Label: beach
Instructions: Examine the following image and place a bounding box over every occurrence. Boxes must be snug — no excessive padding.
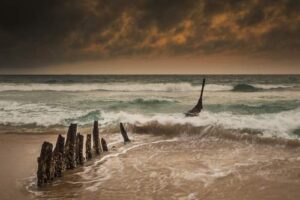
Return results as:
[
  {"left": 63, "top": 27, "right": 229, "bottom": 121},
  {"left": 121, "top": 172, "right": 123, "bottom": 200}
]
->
[
  {"left": 0, "top": 75, "right": 300, "bottom": 199},
  {"left": 1, "top": 126, "right": 300, "bottom": 200}
]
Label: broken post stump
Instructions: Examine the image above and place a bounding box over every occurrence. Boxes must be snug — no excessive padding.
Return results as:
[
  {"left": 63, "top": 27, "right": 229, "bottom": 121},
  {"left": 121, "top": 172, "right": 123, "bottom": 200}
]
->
[
  {"left": 86, "top": 134, "right": 92, "bottom": 160},
  {"left": 101, "top": 138, "right": 108, "bottom": 152},
  {"left": 185, "top": 78, "right": 206, "bottom": 117},
  {"left": 53, "top": 134, "right": 65, "bottom": 177},
  {"left": 120, "top": 122, "right": 130, "bottom": 143},
  {"left": 76, "top": 133, "right": 85, "bottom": 165},
  {"left": 65, "top": 123, "right": 77, "bottom": 169},
  {"left": 37, "top": 141, "right": 54, "bottom": 187},
  {"left": 93, "top": 121, "right": 101, "bottom": 155}
]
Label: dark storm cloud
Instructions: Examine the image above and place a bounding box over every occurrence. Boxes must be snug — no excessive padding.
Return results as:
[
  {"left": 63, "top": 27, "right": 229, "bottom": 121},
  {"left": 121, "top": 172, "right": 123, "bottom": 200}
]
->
[{"left": 0, "top": 0, "right": 299, "bottom": 68}]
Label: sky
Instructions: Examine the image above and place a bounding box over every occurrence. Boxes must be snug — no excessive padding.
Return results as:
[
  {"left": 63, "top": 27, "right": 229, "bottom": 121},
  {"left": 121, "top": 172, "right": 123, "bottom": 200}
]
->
[{"left": 0, "top": 0, "right": 299, "bottom": 74}]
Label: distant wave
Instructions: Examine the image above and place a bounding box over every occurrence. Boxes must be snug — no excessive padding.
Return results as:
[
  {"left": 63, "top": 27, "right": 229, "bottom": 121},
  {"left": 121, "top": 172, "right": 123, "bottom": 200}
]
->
[
  {"left": 0, "top": 82, "right": 295, "bottom": 92},
  {"left": 206, "top": 100, "right": 300, "bottom": 115},
  {"left": 130, "top": 98, "right": 176, "bottom": 105},
  {"left": 231, "top": 83, "right": 294, "bottom": 92},
  {"left": 0, "top": 82, "right": 232, "bottom": 92},
  {"left": 232, "top": 84, "right": 260, "bottom": 92}
]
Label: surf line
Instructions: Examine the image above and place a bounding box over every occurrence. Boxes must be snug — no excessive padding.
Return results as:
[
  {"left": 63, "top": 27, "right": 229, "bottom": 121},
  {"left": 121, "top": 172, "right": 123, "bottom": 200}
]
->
[{"left": 36, "top": 121, "right": 131, "bottom": 187}]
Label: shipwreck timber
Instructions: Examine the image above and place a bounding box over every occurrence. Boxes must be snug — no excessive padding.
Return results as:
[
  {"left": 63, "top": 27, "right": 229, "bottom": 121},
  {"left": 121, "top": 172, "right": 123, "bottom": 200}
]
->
[
  {"left": 36, "top": 120, "right": 114, "bottom": 187},
  {"left": 185, "top": 78, "right": 206, "bottom": 117},
  {"left": 120, "top": 122, "right": 131, "bottom": 143}
]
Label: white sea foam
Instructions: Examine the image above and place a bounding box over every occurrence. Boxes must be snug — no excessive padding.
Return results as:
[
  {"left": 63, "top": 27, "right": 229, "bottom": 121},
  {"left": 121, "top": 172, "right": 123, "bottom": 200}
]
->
[
  {"left": 253, "top": 84, "right": 294, "bottom": 90},
  {"left": 0, "top": 82, "right": 232, "bottom": 92},
  {"left": 0, "top": 82, "right": 294, "bottom": 92},
  {"left": 0, "top": 100, "right": 87, "bottom": 126},
  {"left": 100, "top": 109, "right": 300, "bottom": 138},
  {"left": 0, "top": 99, "right": 299, "bottom": 138}
]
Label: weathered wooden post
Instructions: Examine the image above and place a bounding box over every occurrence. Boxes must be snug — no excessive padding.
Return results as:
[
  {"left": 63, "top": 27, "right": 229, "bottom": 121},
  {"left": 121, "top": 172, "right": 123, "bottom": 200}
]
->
[
  {"left": 37, "top": 141, "right": 54, "bottom": 187},
  {"left": 120, "top": 122, "right": 130, "bottom": 143},
  {"left": 65, "top": 123, "right": 77, "bottom": 169},
  {"left": 86, "top": 134, "right": 92, "bottom": 160},
  {"left": 93, "top": 121, "right": 101, "bottom": 155},
  {"left": 101, "top": 138, "right": 108, "bottom": 152},
  {"left": 76, "top": 133, "right": 85, "bottom": 165},
  {"left": 185, "top": 78, "right": 206, "bottom": 117},
  {"left": 53, "top": 134, "right": 65, "bottom": 177}
]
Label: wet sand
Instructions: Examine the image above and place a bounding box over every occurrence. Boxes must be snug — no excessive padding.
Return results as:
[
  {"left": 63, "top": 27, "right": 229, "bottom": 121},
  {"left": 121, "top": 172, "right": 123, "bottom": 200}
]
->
[
  {"left": 1, "top": 128, "right": 300, "bottom": 200},
  {"left": 0, "top": 133, "right": 58, "bottom": 200}
]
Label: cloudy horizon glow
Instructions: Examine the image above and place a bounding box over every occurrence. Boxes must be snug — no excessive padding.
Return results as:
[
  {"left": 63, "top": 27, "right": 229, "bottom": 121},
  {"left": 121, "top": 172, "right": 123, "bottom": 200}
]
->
[{"left": 0, "top": 0, "right": 299, "bottom": 74}]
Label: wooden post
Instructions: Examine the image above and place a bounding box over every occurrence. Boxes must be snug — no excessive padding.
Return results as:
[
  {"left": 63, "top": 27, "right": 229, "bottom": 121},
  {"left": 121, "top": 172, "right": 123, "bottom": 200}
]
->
[
  {"left": 86, "top": 134, "right": 92, "bottom": 160},
  {"left": 65, "top": 123, "right": 77, "bottom": 169},
  {"left": 37, "top": 141, "right": 54, "bottom": 187},
  {"left": 101, "top": 138, "right": 108, "bottom": 152},
  {"left": 76, "top": 133, "right": 85, "bottom": 165},
  {"left": 185, "top": 78, "right": 206, "bottom": 117},
  {"left": 93, "top": 121, "right": 101, "bottom": 155},
  {"left": 120, "top": 122, "right": 130, "bottom": 143},
  {"left": 53, "top": 134, "right": 65, "bottom": 177}
]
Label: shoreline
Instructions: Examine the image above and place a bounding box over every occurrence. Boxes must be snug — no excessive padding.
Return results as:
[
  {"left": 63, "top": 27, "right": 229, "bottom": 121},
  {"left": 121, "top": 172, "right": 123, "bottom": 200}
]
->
[{"left": 1, "top": 125, "right": 300, "bottom": 199}]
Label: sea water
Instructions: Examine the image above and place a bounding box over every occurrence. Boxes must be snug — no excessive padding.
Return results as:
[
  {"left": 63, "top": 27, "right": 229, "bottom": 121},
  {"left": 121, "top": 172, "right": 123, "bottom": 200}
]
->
[
  {"left": 1, "top": 75, "right": 300, "bottom": 200},
  {"left": 0, "top": 75, "right": 300, "bottom": 138}
]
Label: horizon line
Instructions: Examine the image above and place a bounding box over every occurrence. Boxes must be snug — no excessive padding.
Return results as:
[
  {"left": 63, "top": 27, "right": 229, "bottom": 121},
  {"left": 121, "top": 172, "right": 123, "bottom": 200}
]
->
[{"left": 1, "top": 73, "right": 300, "bottom": 76}]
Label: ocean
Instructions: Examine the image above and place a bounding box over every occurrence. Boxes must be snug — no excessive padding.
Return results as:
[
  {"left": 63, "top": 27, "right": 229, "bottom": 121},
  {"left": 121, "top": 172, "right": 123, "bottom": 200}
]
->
[
  {"left": 0, "top": 75, "right": 300, "bottom": 138},
  {"left": 1, "top": 75, "right": 300, "bottom": 200}
]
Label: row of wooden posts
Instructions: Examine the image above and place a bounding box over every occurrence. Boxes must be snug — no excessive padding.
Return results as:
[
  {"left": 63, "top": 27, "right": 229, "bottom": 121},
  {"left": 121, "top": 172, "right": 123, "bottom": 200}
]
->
[{"left": 37, "top": 121, "right": 130, "bottom": 187}]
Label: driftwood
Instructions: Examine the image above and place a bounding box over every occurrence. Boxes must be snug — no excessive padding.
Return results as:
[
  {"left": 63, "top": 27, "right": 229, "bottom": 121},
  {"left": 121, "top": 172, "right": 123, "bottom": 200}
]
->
[
  {"left": 93, "top": 121, "right": 101, "bottom": 155},
  {"left": 76, "top": 133, "right": 85, "bottom": 165},
  {"left": 185, "top": 78, "right": 206, "bottom": 117},
  {"left": 86, "top": 134, "right": 92, "bottom": 160},
  {"left": 120, "top": 122, "right": 130, "bottom": 143},
  {"left": 65, "top": 123, "right": 77, "bottom": 169},
  {"left": 101, "top": 138, "right": 108, "bottom": 152},
  {"left": 53, "top": 134, "right": 65, "bottom": 177},
  {"left": 37, "top": 141, "right": 54, "bottom": 186}
]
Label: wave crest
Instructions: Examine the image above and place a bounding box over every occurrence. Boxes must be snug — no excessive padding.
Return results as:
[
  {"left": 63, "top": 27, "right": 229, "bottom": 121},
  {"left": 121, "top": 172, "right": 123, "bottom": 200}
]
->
[
  {"left": 0, "top": 82, "right": 231, "bottom": 92},
  {"left": 232, "top": 83, "right": 294, "bottom": 92},
  {"left": 129, "top": 122, "right": 300, "bottom": 148},
  {"left": 0, "top": 82, "right": 295, "bottom": 92},
  {"left": 232, "top": 84, "right": 260, "bottom": 92}
]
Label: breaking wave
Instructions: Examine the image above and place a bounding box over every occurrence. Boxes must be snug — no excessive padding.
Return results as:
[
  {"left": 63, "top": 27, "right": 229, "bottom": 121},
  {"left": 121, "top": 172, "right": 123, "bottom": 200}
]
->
[
  {"left": 0, "top": 82, "right": 230, "bottom": 92},
  {"left": 129, "top": 122, "right": 300, "bottom": 148},
  {"left": 129, "top": 98, "right": 177, "bottom": 105},
  {"left": 206, "top": 100, "right": 300, "bottom": 114},
  {"left": 0, "top": 99, "right": 300, "bottom": 138},
  {"left": 0, "top": 82, "right": 295, "bottom": 92},
  {"left": 232, "top": 84, "right": 260, "bottom": 92},
  {"left": 98, "top": 109, "right": 300, "bottom": 139},
  {"left": 232, "top": 83, "right": 294, "bottom": 92}
]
